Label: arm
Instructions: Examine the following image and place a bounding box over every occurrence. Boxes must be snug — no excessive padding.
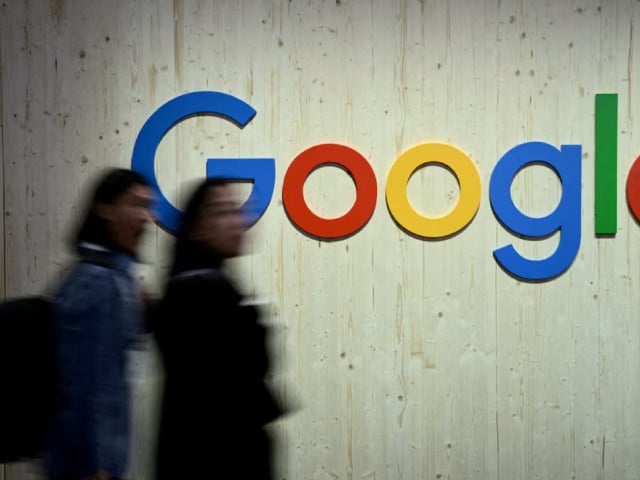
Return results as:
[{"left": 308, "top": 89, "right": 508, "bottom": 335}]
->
[
  {"left": 154, "top": 273, "right": 237, "bottom": 375},
  {"left": 54, "top": 267, "right": 121, "bottom": 476}
]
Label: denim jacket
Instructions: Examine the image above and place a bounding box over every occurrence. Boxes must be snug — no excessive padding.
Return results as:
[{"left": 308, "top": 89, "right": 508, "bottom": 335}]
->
[{"left": 44, "top": 244, "right": 144, "bottom": 479}]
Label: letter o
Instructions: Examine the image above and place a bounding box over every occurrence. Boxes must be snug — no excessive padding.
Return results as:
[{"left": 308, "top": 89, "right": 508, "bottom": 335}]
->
[
  {"left": 282, "top": 143, "right": 377, "bottom": 239},
  {"left": 386, "top": 142, "right": 481, "bottom": 237}
]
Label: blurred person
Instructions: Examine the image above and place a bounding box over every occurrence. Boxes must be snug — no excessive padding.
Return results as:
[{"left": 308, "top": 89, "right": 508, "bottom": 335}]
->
[
  {"left": 43, "top": 168, "right": 153, "bottom": 480},
  {"left": 153, "top": 178, "right": 283, "bottom": 480}
]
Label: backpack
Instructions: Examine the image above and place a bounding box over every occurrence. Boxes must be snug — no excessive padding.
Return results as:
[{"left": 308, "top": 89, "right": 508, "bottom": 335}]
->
[
  {"left": 0, "top": 248, "right": 126, "bottom": 463},
  {"left": 0, "top": 295, "right": 56, "bottom": 463}
]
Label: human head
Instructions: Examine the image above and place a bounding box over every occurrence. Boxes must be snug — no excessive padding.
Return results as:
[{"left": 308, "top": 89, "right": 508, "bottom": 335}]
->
[
  {"left": 73, "top": 168, "right": 153, "bottom": 256},
  {"left": 175, "top": 178, "right": 246, "bottom": 259}
]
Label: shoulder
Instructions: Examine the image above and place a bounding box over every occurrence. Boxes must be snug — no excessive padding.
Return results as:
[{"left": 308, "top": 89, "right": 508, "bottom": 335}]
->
[
  {"left": 54, "top": 262, "right": 118, "bottom": 311},
  {"left": 60, "top": 261, "right": 118, "bottom": 288},
  {"left": 169, "top": 269, "right": 232, "bottom": 291},
  {"left": 163, "top": 269, "right": 241, "bottom": 307}
]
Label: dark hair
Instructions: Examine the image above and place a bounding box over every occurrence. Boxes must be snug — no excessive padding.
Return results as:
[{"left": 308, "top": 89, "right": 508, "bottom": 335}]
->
[
  {"left": 174, "top": 178, "right": 230, "bottom": 244},
  {"left": 72, "top": 168, "right": 150, "bottom": 251},
  {"left": 169, "top": 177, "right": 230, "bottom": 274}
]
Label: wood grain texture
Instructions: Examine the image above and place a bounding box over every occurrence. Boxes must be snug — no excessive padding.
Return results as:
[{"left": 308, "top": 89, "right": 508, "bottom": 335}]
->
[{"left": 2, "top": 0, "right": 640, "bottom": 479}]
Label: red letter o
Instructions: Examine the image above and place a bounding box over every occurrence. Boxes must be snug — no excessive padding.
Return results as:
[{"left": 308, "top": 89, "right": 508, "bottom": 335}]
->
[
  {"left": 627, "top": 154, "right": 640, "bottom": 222},
  {"left": 282, "top": 143, "right": 377, "bottom": 239}
]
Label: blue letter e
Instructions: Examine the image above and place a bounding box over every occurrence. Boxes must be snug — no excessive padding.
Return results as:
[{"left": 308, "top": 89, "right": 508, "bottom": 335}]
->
[
  {"left": 131, "top": 91, "right": 275, "bottom": 233},
  {"left": 489, "top": 141, "right": 582, "bottom": 281}
]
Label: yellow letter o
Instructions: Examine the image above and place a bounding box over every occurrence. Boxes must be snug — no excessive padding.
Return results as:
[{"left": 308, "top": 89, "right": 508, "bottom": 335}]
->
[{"left": 386, "top": 143, "right": 481, "bottom": 238}]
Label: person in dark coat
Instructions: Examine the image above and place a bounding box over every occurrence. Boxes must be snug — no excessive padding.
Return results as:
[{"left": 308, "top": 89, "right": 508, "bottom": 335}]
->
[{"left": 153, "top": 178, "right": 283, "bottom": 480}]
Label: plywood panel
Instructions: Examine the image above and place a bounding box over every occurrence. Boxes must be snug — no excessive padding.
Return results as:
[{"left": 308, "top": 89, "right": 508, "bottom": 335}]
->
[{"left": 2, "top": 0, "right": 640, "bottom": 479}]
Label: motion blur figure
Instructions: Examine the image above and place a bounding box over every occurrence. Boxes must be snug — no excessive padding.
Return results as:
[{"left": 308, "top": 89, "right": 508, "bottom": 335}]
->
[
  {"left": 44, "top": 169, "right": 153, "bottom": 480},
  {"left": 153, "top": 178, "right": 283, "bottom": 480}
]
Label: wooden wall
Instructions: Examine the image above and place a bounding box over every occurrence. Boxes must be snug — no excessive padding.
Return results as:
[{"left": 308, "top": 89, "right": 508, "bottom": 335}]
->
[{"left": 2, "top": 0, "right": 640, "bottom": 478}]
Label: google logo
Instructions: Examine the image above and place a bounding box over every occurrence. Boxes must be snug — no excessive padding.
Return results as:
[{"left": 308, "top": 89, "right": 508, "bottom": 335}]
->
[{"left": 132, "top": 91, "right": 635, "bottom": 282}]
